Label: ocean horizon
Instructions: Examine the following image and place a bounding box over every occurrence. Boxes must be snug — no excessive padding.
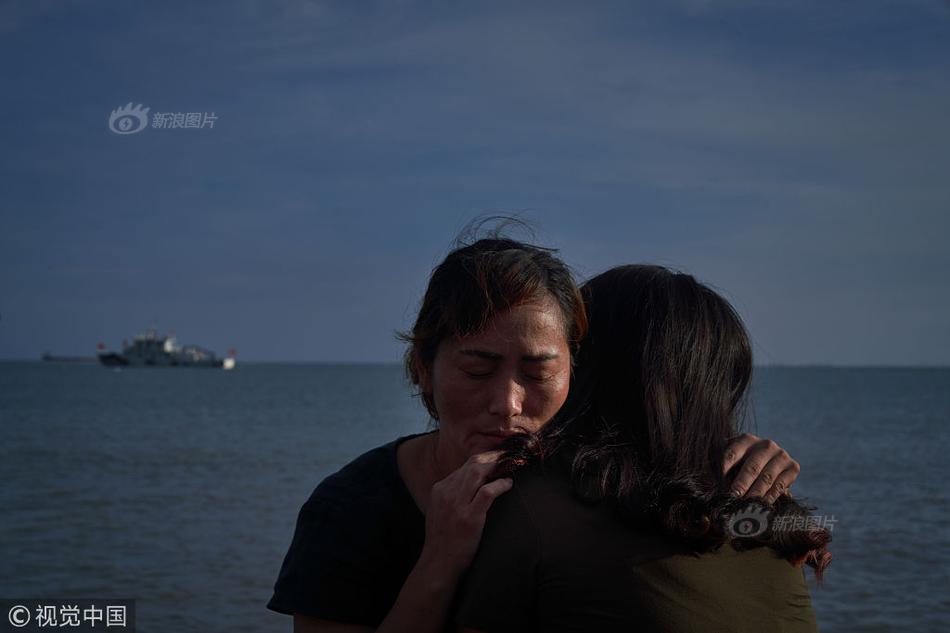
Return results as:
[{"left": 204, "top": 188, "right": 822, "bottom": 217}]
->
[{"left": 5, "top": 358, "right": 950, "bottom": 368}]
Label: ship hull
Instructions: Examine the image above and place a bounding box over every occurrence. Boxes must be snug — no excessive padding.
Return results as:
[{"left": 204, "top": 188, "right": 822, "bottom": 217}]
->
[
  {"left": 98, "top": 353, "right": 130, "bottom": 367},
  {"left": 97, "top": 353, "right": 234, "bottom": 369}
]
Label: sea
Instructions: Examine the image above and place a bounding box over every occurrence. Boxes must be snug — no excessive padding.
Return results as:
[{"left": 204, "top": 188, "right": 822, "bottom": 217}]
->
[{"left": 1, "top": 362, "right": 948, "bottom": 632}]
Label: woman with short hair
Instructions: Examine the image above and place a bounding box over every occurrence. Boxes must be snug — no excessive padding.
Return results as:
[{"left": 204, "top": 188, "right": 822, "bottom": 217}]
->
[{"left": 268, "top": 236, "right": 804, "bottom": 633}]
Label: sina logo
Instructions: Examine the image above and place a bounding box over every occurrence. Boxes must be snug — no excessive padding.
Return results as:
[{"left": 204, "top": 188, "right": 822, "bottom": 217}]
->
[
  {"left": 726, "top": 504, "right": 770, "bottom": 538},
  {"left": 109, "top": 103, "right": 150, "bottom": 134}
]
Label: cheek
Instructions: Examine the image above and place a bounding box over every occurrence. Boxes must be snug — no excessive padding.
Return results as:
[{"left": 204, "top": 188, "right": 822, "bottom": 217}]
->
[
  {"left": 524, "top": 374, "right": 571, "bottom": 426},
  {"left": 431, "top": 374, "right": 485, "bottom": 425}
]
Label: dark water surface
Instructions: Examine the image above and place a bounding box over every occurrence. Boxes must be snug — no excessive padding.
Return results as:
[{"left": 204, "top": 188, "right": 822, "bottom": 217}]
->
[{"left": 1, "top": 363, "right": 948, "bottom": 631}]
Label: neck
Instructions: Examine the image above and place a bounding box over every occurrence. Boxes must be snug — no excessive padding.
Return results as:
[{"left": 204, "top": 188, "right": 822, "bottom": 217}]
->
[
  {"left": 400, "top": 430, "right": 467, "bottom": 514},
  {"left": 427, "top": 429, "right": 461, "bottom": 483}
]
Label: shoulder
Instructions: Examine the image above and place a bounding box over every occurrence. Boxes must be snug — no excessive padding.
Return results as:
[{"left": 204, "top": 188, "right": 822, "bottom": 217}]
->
[
  {"left": 267, "top": 434, "right": 427, "bottom": 620},
  {"left": 478, "top": 462, "right": 578, "bottom": 559},
  {"left": 303, "top": 433, "right": 424, "bottom": 523},
  {"left": 635, "top": 544, "right": 817, "bottom": 629},
  {"left": 310, "top": 438, "right": 402, "bottom": 502},
  {"left": 500, "top": 462, "right": 580, "bottom": 522},
  {"left": 278, "top": 433, "right": 427, "bottom": 567}
]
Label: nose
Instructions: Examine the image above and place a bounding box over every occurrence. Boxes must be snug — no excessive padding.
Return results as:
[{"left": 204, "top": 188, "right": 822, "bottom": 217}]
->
[{"left": 488, "top": 376, "right": 524, "bottom": 419}]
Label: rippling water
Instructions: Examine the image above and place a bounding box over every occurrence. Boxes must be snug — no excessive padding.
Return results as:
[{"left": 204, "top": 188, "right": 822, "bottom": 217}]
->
[{"left": 1, "top": 363, "right": 947, "bottom": 631}]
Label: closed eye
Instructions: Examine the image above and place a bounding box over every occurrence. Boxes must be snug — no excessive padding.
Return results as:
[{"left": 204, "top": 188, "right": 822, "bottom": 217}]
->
[
  {"left": 522, "top": 360, "right": 558, "bottom": 383},
  {"left": 524, "top": 372, "right": 553, "bottom": 382}
]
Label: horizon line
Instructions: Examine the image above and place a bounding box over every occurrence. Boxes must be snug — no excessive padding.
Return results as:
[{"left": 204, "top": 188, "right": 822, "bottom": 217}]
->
[{"left": 1, "top": 358, "right": 949, "bottom": 369}]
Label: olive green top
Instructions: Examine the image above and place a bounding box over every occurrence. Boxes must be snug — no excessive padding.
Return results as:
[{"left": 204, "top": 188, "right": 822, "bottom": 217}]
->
[{"left": 457, "top": 466, "right": 818, "bottom": 633}]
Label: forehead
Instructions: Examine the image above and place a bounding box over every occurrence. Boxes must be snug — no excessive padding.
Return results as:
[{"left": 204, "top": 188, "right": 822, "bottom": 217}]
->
[{"left": 443, "top": 298, "right": 569, "bottom": 355}]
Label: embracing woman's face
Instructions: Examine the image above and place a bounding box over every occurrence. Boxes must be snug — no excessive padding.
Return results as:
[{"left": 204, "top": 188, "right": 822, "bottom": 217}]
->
[{"left": 423, "top": 296, "right": 572, "bottom": 465}]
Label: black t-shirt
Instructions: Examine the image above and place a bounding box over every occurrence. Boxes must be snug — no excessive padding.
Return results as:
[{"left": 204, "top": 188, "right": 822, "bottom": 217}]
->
[
  {"left": 457, "top": 465, "right": 818, "bottom": 633},
  {"left": 267, "top": 434, "right": 426, "bottom": 626}
]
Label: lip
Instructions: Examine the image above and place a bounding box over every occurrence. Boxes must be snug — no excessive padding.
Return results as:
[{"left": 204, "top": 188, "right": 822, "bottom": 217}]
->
[{"left": 478, "top": 430, "right": 523, "bottom": 440}]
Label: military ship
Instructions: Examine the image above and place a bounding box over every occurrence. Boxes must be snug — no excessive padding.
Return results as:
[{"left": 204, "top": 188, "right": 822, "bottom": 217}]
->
[{"left": 97, "top": 329, "right": 236, "bottom": 369}]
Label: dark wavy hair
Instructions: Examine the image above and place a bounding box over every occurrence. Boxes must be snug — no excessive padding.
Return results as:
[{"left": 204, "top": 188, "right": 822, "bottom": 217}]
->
[
  {"left": 399, "top": 219, "right": 587, "bottom": 420},
  {"left": 501, "top": 264, "right": 831, "bottom": 581}
]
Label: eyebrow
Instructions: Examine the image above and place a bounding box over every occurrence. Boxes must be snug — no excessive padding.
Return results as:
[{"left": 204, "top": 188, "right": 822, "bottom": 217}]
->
[{"left": 457, "top": 349, "right": 561, "bottom": 362}]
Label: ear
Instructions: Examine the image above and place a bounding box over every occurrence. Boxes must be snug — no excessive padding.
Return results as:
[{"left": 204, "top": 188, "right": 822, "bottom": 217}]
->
[
  {"left": 417, "top": 358, "right": 432, "bottom": 393},
  {"left": 415, "top": 358, "right": 439, "bottom": 420}
]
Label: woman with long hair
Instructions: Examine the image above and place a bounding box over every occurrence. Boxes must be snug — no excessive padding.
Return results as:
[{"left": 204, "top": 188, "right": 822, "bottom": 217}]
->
[{"left": 457, "top": 264, "right": 831, "bottom": 633}]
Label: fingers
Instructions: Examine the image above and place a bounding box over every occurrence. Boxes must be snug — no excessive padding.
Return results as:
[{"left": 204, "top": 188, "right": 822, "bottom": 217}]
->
[
  {"left": 763, "top": 466, "right": 800, "bottom": 504},
  {"left": 420, "top": 449, "right": 519, "bottom": 575},
  {"left": 467, "top": 450, "right": 503, "bottom": 465},
  {"left": 469, "top": 478, "right": 514, "bottom": 515},
  {"left": 722, "top": 433, "right": 760, "bottom": 476},
  {"left": 431, "top": 450, "right": 514, "bottom": 518},
  {"left": 728, "top": 438, "right": 783, "bottom": 497},
  {"left": 461, "top": 461, "right": 499, "bottom": 499},
  {"left": 757, "top": 448, "right": 799, "bottom": 501},
  {"left": 433, "top": 461, "right": 494, "bottom": 502},
  {"left": 436, "top": 452, "right": 505, "bottom": 504},
  {"left": 745, "top": 451, "right": 796, "bottom": 499}
]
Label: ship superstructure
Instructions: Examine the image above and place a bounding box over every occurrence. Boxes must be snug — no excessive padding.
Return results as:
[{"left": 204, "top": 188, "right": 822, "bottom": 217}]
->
[{"left": 97, "top": 329, "right": 235, "bottom": 369}]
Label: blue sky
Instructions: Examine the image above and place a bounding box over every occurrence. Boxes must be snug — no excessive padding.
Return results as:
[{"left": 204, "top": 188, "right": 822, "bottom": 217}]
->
[{"left": 1, "top": 0, "right": 948, "bottom": 364}]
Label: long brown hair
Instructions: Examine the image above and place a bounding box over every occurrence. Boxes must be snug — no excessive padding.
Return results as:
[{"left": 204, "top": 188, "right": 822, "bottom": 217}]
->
[{"left": 503, "top": 265, "right": 831, "bottom": 581}]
